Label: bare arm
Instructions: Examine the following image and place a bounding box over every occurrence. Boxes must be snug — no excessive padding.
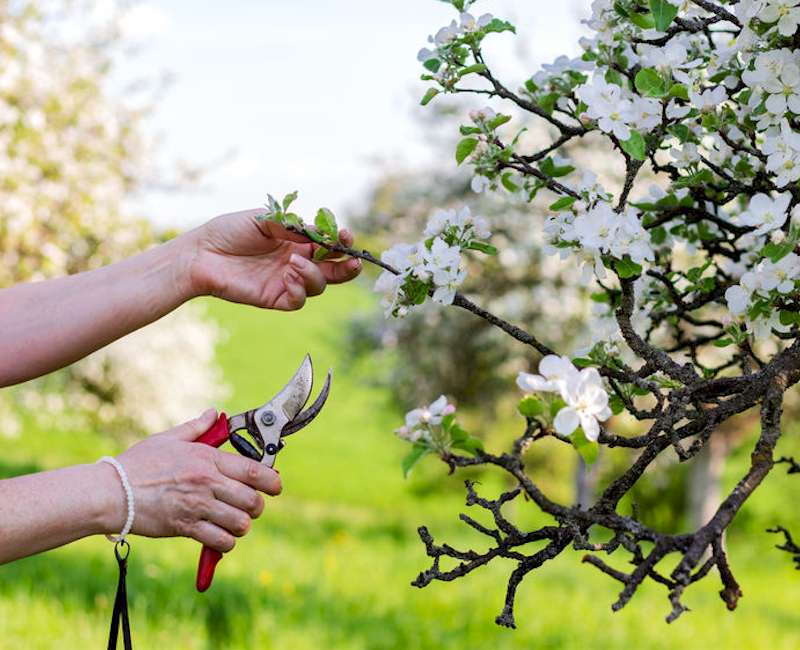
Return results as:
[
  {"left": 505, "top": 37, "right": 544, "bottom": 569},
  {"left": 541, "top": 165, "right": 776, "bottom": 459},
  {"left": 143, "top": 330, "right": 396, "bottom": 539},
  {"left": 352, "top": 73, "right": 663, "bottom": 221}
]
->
[
  {"left": 0, "top": 410, "right": 281, "bottom": 564},
  {"left": 0, "top": 208, "right": 362, "bottom": 387}
]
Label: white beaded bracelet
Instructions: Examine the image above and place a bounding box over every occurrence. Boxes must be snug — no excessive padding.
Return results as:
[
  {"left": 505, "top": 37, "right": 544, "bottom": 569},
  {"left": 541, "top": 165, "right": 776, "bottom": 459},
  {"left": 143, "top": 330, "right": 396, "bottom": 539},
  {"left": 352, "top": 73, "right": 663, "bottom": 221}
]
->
[{"left": 97, "top": 456, "right": 135, "bottom": 543}]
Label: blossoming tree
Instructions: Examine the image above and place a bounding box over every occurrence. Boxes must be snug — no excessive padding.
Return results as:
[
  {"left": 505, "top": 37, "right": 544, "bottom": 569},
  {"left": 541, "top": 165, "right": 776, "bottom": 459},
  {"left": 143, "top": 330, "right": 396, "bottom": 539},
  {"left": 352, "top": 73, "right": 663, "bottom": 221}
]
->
[
  {"left": 263, "top": 0, "right": 800, "bottom": 627},
  {"left": 0, "top": 0, "right": 225, "bottom": 439}
]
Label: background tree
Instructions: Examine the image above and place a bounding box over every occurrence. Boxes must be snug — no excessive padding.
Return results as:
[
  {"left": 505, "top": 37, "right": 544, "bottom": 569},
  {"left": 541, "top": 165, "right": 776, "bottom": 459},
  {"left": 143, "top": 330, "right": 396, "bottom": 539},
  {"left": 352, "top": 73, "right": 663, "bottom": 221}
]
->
[{"left": 0, "top": 0, "right": 225, "bottom": 440}]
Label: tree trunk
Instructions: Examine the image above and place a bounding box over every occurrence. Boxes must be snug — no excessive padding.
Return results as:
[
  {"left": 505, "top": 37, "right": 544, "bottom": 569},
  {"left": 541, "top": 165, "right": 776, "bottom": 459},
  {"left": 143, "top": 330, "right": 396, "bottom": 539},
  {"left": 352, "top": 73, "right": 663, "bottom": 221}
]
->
[{"left": 687, "top": 434, "right": 727, "bottom": 530}]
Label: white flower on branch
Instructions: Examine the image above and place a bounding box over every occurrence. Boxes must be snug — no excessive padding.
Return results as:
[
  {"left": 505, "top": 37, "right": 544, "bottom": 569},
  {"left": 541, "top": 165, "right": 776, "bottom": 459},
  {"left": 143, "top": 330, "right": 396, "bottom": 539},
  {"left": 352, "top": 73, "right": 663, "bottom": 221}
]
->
[
  {"left": 760, "top": 0, "right": 800, "bottom": 37},
  {"left": 518, "top": 355, "right": 611, "bottom": 442},
  {"left": 576, "top": 76, "right": 634, "bottom": 141},
  {"left": 739, "top": 192, "right": 792, "bottom": 234}
]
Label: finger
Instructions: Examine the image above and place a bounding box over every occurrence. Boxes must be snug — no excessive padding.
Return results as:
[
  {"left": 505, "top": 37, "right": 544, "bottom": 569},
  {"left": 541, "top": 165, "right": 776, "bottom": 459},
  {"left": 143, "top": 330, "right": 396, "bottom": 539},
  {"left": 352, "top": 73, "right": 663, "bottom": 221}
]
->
[
  {"left": 289, "top": 253, "right": 327, "bottom": 297},
  {"left": 213, "top": 477, "right": 265, "bottom": 518},
  {"left": 206, "top": 501, "right": 252, "bottom": 538},
  {"left": 338, "top": 228, "right": 354, "bottom": 247},
  {"left": 254, "top": 214, "right": 312, "bottom": 244},
  {"left": 317, "top": 257, "right": 362, "bottom": 284},
  {"left": 272, "top": 270, "right": 307, "bottom": 311},
  {"left": 214, "top": 452, "right": 282, "bottom": 495},
  {"left": 191, "top": 520, "right": 237, "bottom": 553},
  {"left": 167, "top": 408, "right": 219, "bottom": 441}
]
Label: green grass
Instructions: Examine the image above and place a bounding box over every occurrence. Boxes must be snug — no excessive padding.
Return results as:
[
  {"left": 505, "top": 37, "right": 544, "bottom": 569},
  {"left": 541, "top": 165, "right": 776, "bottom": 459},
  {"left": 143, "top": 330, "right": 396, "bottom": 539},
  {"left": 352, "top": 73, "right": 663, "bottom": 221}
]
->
[{"left": 2, "top": 284, "right": 799, "bottom": 649}]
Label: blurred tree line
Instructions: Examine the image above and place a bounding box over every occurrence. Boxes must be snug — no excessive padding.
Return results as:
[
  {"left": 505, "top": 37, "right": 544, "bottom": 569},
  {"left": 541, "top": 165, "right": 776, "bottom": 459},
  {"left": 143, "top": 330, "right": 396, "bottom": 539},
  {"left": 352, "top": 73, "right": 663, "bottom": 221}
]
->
[{"left": 0, "top": 0, "right": 224, "bottom": 440}]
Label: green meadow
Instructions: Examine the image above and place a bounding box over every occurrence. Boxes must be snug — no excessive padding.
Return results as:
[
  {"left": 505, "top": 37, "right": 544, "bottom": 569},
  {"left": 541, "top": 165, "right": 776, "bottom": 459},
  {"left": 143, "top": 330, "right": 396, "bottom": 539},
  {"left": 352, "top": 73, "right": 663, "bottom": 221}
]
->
[{"left": 1, "top": 284, "right": 798, "bottom": 649}]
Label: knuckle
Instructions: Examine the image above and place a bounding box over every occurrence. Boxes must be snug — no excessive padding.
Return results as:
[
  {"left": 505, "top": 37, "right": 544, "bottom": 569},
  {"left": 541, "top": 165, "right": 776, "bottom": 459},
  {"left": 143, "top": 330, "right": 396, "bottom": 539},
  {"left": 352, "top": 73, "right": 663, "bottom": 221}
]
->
[
  {"left": 233, "top": 515, "right": 251, "bottom": 537},
  {"left": 219, "top": 533, "right": 236, "bottom": 553},
  {"left": 249, "top": 493, "right": 265, "bottom": 517}
]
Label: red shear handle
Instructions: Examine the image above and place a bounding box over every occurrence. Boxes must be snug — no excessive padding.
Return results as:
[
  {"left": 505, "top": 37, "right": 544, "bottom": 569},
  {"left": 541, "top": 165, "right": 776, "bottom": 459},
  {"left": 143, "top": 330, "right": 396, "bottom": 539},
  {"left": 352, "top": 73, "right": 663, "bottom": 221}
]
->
[{"left": 195, "top": 412, "right": 229, "bottom": 592}]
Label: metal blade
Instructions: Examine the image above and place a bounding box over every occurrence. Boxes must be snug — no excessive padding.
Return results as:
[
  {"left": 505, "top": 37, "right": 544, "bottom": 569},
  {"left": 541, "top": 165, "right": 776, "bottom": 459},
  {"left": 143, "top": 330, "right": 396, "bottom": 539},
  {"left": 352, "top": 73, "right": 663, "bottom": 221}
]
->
[
  {"left": 270, "top": 353, "right": 314, "bottom": 422},
  {"left": 281, "top": 369, "right": 332, "bottom": 436}
]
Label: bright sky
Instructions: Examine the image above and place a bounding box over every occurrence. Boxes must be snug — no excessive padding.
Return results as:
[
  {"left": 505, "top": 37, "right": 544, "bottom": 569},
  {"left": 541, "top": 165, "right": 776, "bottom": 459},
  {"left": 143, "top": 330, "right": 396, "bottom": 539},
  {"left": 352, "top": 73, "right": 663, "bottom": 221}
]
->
[{"left": 122, "top": 1, "right": 588, "bottom": 229}]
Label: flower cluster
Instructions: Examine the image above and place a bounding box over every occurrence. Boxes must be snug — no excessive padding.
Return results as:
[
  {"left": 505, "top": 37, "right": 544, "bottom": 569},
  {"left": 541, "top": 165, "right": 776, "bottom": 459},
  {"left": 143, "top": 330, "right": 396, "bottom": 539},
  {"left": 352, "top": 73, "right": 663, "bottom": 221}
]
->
[
  {"left": 517, "top": 355, "right": 612, "bottom": 442},
  {"left": 545, "top": 199, "right": 654, "bottom": 281},
  {"left": 395, "top": 395, "right": 483, "bottom": 475},
  {"left": 395, "top": 395, "right": 455, "bottom": 444},
  {"left": 374, "top": 206, "right": 493, "bottom": 317}
]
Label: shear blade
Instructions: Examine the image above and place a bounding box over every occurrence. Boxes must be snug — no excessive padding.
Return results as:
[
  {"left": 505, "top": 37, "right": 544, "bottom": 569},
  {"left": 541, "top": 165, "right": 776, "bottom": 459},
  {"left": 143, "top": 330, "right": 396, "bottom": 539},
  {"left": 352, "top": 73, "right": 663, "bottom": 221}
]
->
[
  {"left": 282, "top": 369, "right": 332, "bottom": 436},
  {"left": 271, "top": 354, "right": 315, "bottom": 422}
]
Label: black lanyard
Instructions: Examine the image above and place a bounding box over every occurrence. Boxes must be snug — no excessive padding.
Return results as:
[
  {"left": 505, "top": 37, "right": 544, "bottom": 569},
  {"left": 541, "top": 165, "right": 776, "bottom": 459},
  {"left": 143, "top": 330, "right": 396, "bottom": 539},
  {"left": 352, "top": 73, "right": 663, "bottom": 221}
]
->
[{"left": 107, "top": 541, "right": 133, "bottom": 650}]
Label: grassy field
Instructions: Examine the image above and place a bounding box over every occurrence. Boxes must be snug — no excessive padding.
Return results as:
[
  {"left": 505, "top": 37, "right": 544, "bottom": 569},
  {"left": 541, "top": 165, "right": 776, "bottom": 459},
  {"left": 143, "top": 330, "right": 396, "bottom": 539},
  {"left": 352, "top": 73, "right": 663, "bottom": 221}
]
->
[{"left": 1, "top": 283, "right": 799, "bottom": 649}]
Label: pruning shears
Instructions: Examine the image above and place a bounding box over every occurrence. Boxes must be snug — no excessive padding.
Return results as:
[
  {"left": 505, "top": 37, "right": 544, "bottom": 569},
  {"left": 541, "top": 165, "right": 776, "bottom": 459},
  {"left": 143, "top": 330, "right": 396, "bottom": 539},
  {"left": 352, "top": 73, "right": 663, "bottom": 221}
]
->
[{"left": 194, "top": 354, "right": 331, "bottom": 592}]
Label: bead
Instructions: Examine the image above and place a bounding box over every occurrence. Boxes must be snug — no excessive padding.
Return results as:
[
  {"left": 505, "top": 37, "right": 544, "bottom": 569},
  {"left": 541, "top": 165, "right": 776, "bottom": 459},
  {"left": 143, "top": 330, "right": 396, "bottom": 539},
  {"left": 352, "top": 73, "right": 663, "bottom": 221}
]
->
[{"left": 97, "top": 456, "right": 135, "bottom": 543}]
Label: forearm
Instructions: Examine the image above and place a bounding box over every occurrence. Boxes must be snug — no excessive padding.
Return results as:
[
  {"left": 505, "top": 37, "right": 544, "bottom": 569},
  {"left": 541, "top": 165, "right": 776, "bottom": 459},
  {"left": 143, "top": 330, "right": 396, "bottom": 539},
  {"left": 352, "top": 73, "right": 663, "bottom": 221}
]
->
[
  {"left": 0, "top": 462, "right": 122, "bottom": 563},
  {"left": 0, "top": 234, "right": 199, "bottom": 387}
]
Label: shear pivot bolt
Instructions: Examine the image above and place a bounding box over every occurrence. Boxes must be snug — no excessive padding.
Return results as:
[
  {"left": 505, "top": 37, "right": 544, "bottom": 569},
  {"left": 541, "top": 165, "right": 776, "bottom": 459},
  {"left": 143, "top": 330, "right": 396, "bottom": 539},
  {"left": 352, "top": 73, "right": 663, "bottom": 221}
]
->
[{"left": 261, "top": 411, "right": 276, "bottom": 426}]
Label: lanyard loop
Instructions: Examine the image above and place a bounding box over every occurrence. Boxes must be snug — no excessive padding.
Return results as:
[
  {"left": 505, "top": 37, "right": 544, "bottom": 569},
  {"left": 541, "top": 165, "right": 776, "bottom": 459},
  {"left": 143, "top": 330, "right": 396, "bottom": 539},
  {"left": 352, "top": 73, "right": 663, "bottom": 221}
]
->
[{"left": 107, "top": 540, "right": 133, "bottom": 650}]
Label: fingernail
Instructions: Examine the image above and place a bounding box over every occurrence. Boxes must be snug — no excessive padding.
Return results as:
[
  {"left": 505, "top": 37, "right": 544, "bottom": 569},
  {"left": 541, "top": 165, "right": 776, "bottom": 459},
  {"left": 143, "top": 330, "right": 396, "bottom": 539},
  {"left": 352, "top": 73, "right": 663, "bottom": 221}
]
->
[{"left": 289, "top": 253, "right": 307, "bottom": 270}]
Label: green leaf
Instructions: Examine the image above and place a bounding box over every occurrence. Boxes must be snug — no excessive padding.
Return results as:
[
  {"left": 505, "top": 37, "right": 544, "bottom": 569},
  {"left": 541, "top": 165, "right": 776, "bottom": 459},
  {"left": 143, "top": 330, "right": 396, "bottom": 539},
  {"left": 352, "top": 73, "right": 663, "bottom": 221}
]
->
[
  {"left": 620, "top": 131, "right": 647, "bottom": 161},
  {"left": 779, "top": 310, "right": 800, "bottom": 327},
  {"left": 487, "top": 113, "right": 512, "bottom": 130},
  {"left": 649, "top": 0, "right": 679, "bottom": 32},
  {"left": 402, "top": 443, "right": 431, "bottom": 477},
  {"left": 312, "top": 246, "right": 331, "bottom": 261},
  {"left": 459, "top": 63, "right": 487, "bottom": 77},
  {"left": 628, "top": 10, "right": 655, "bottom": 29},
  {"left": 466, "top": 240, "right": 498, "bottom": 255},
  {"left": 500, "top": 172, "right": 519, "bottom": 193},
  {"left": 668, "top": 124, "right": 691, "bottom": 143},
  {"left": 282, "top": 190, "right": 299, "bottom": 211},
  {"left": 570, "top": 429, "right": 599, "bottom": 465},
  {"left": 403, "top": 277, "right": 430, "bottom": 305},
  {"left": 456, "top": 137, "right": 479, "bottom": 165},
  {"left": 315, "top": 207, "right": 338, "bottom": 239},
  {"left": 713, "top": 338, "right": 734, "bottom": 348},
  {"left": 550, "top": 397, "right": 567, "bottom": 418},
  {"left": 484, "top": 18, "right": 516, "bottom": 34},
  {"left": 669, "top": 83, "right": 689, "bottom": 101},
  {"left": 452, "top": 436, "right": 484, "bottom": 456},
  {"left": 518, "top": 395, "right": 545, "bottom": 418},
  {"left": 549, "top": 196, "right": 577, "bottom": 211},
  {"left": 609, "top": 394, "right": 626, "bottom": 415},
  {"left": 635, "top": 68, "right": 669, "bottom": 98},
  {"left": 302, "top": 228, "right": 325, "bottom": 244},
  {"left": 615, "top": 257, "right": 643, "bottom": 279},
  {"left": 421, "top": 88, "right": 439, "bottom": 106},
  {"left": 423, "top": 58, "right": 441, "bottom": 73},
  {"left": 540, "top": 157, "right": 575, "bottom": 178}
]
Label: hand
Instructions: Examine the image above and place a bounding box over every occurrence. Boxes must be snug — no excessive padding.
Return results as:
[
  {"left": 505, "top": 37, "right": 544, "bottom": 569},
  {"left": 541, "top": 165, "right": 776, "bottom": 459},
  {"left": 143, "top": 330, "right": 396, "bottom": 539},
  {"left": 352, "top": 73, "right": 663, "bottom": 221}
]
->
[
  {"left": 182, "top": 208, "right": 362, "bottom": 310},
  {"left": 105, "top": 409, "right": 281, "bottom": 553}
]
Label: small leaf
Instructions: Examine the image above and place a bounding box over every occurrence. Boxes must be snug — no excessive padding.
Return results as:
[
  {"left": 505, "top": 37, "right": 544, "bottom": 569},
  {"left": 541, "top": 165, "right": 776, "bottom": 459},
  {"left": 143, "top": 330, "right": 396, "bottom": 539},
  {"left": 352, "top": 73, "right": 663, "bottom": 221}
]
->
[
  {"left": 315, "top": 207, "right": 338, "bottom": 239},
  {"left": 669, "top": 83, "right": 689, "bottom": 101},
  {"left": 456, "top": 137, "right": 479, "bottom": 165},
  {"left": 459, "top": 63, "right": 487, "bottom": 77},
  {"left": 423, "top": 58, "right": 441, "bottom": 73},
  {"left": 549, "top": 196, "right": 577, "bottom": 211},
  {"left": 713, "top": 338, "right": 734, "bottom": 348},
  {"left": 487, "top": 114, "right": 512, "bottom": 130},
  {"left": 620, "top": 131, "right": 647, "bottom": 161},
  {"left": 570, "top": 429, "right": 599, "bottom": 465},
  {"left": 635, "top": 68, "right": 669, "bottom": 98},
  {"left": 421, "top": 88, "right": 439, "bottom": 106},
  {"left": 452, "top": 436, "right": 484, "bottom": 456},
  {"left": 500, "top": 172, "right": 519, "bottom": 193},
  {"left": 402, "top": 444, "right": 431, "bottom": 477},
  {"left": 282, "top": 191, "right": 299, "bottom": 212},
  {"left": 518, "top": 395, "right": 545, "bottom": 418},
  {"left": 313, "top": 246, "right": 331, "bottom": 261},
  {"left": 609, "top": 394, "right": 626, "bottom": 415},
  {"left": 466, "top": 240, "right": 498, "bottom": 255},
  {"left": 615, "top": 257, "right": 643, "bottom": 279},
  {"left": 649, "top": 0, "right": 679, "bottom": 32}
]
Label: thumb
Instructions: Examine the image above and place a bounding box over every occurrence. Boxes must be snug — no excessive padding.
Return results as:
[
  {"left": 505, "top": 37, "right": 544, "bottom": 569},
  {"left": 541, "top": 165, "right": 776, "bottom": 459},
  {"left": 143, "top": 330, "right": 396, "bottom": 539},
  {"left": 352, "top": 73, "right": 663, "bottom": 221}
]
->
[{"left": 167, "top": 408, "right": 219, "bottom": 441}]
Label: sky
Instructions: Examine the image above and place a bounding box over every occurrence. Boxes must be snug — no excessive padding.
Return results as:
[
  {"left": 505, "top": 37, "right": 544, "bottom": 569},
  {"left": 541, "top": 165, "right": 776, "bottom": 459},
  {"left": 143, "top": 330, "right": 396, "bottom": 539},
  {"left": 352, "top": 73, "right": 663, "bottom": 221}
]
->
[{"left": 119, "top": 1, "right": 589, "bottom": 229}]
